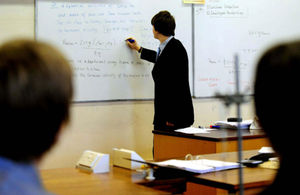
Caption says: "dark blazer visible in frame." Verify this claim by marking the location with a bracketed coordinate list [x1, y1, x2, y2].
[141, 38, 194, 128]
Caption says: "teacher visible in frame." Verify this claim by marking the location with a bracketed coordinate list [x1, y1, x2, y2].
[126, 10, 194, 131]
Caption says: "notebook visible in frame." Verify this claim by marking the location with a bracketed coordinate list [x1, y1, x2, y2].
[155, 159, 239, 174]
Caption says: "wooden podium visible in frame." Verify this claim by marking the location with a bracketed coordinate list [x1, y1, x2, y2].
[153, 129, 270, 161]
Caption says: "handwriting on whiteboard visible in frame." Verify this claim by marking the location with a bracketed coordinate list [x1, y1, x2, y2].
[42, 2, 156, 81]
[195, 3, 248, 18]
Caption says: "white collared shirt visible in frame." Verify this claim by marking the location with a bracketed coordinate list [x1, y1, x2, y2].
[158, 36, 173, 56]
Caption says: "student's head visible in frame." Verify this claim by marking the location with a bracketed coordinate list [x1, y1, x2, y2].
[151, 10, 176, 37]
[0, 39, 73, 163]
[254, 41, 300, 158]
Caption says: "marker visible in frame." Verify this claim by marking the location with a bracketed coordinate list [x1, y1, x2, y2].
[210, 125, 221, 129]
[126, 38, 135, 43]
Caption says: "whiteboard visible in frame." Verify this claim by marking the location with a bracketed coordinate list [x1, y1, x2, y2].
[36, 0, 192, 102]
[194, 0, 300, 97]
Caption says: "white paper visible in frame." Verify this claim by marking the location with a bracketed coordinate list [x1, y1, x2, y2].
[156, 159, 239, 174]
[175, 127, 210, 134]
[258, 147, 275, 154]
[214, 120, 253, 129]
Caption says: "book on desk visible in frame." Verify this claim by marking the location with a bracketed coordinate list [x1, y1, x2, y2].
[128, 158, 239, 175]
[156, 159, 239, 174]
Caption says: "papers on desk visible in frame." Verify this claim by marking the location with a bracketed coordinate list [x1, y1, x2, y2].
[214, 120, 253, 130]
[155, 159, 239, 174]
[258, 147, 275, 154]
[175, 127, 211, 134]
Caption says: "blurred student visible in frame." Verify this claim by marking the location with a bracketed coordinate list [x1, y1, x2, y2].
[0, 39, 73, 195]
[126, 11, 194, 131]
[254, 40, 300, 194]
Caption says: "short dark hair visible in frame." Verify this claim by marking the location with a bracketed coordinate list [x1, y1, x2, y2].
[151, 10, 176, 36]
[0, 39, 73, 162]
[254, 41, 300, 156]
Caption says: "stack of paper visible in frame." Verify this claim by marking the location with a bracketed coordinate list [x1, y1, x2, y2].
[258, 147, 275, 154]
[214, 120, 253, 129]
[155, 159, 239, 174]
[175, 127, 210, 134]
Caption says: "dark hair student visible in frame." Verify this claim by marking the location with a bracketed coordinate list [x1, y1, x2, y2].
[254, 40, 300, 195]
[0, 39, 73, 195]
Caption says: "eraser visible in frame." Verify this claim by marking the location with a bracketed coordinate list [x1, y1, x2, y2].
[227, 117, 242, 122]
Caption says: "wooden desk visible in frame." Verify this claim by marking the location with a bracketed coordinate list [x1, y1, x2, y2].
[40, 166, 169, 195]
[185, 150, 276, 195]
[40, 151, 277, 195]
[153, 129, 270, 161]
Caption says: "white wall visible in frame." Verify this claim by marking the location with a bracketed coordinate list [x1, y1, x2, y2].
[0, 1, 34, 42]
[0, 1, 255, 169]
[39, 99, 254, 169]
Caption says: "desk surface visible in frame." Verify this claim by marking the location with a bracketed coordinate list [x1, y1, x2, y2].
[153, 129, 266, 142]
[40, 151, 277, 194]
[41, 166, 169, 195]
[189, 150, 276, 192]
